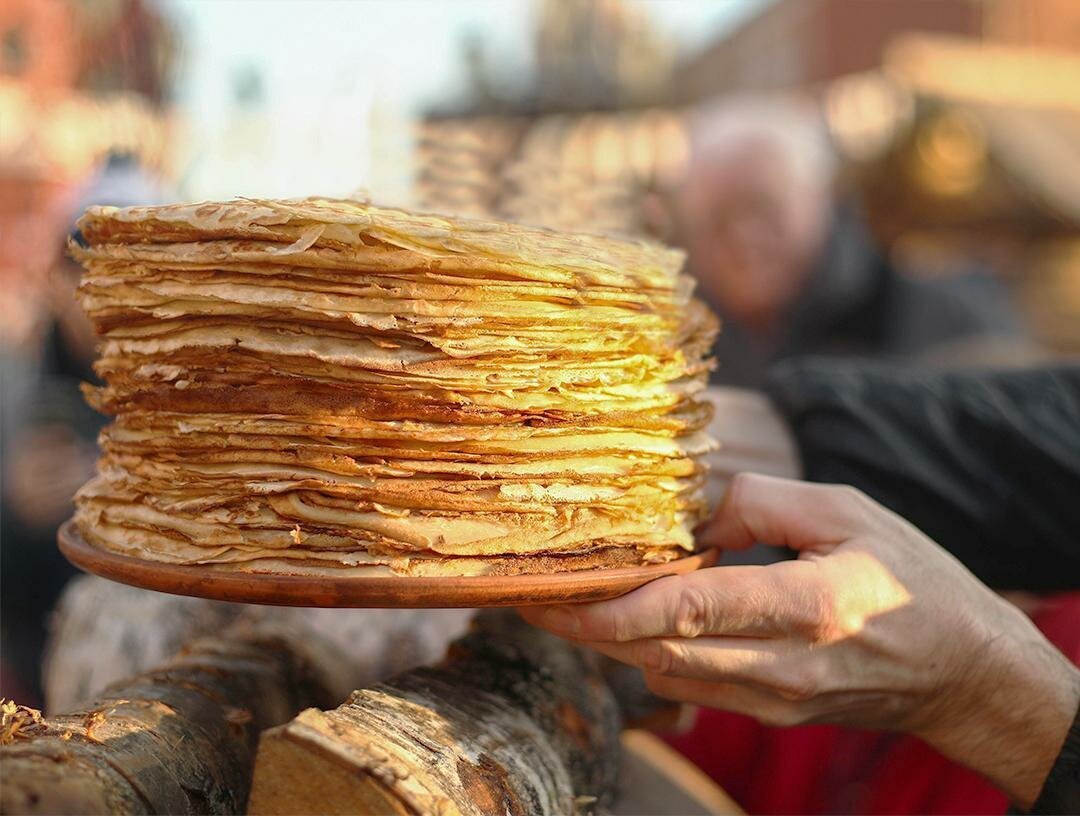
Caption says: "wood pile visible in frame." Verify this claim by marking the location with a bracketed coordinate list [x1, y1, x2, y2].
[2, 577, 734, 815]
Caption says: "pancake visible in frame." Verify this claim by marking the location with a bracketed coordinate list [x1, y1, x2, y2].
[72, 198, 719, 576]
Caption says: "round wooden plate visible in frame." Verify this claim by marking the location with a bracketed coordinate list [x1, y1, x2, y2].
[58, 520, 717, 608]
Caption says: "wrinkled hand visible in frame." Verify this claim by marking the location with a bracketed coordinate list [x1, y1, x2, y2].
[522, 474, 1080, 807]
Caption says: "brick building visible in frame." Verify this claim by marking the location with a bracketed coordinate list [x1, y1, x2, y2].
[670, 0, 1080, 100]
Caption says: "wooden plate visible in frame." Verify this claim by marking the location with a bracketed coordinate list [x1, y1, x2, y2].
[58, 520, 717, 608]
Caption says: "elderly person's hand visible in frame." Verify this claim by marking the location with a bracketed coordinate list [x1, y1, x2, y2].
[521, 474, 1080, 808]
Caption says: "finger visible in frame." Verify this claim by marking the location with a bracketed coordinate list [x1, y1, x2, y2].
[583, 636, 832, 705]
[578, 636, 791, 685]
[522, 554, 835, 643]
[642, 673, 811, 728]
[698, 473, 877, 554]
[519, 565, 793, 641]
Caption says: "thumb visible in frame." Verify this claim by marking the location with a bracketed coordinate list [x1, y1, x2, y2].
[698, 473, 870, 554]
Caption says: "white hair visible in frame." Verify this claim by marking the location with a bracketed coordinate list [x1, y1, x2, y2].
[687, 95, 837, 193]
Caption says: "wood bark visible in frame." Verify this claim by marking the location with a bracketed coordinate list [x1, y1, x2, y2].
[1, 634, 331, 815]
[30, 578, 687, 814]
[6, 576, 471, 815]
[249, 610, 622, 816]
[44, 575, 474, 712]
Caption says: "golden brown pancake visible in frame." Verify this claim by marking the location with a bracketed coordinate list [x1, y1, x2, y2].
[72, 198, 718, 576]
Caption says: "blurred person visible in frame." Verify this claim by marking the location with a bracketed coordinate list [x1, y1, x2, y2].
[525, 360, 1080, 813]
[0, 153, 170, 706]
[676, 97, 1024, 388]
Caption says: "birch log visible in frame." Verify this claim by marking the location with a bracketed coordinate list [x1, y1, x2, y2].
[1, 634, 331, 815]
[45, 575, 474, 712]
[9, 576, 471, 815]
[249, 610, 622, 816]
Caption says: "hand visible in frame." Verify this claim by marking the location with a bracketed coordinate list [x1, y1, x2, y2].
[702, 387, 800, 507]
[522, 474, 1080, 808]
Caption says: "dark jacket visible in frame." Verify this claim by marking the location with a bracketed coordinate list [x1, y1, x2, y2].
[765, 359, 1080, 591]
[765, 359, 1080, 814]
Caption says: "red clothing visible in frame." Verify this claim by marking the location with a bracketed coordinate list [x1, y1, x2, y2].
[666, 593, 1080, 815]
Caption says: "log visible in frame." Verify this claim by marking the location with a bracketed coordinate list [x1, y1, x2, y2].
[42, 576, 236, 714]
[44, 575, 474, 712]
[1, 633, 332, 815]
[9, 576, 471, 814]
[249, 610, 622, 816]
[46, 579, 689, 736]
[36, 579, 704, 814]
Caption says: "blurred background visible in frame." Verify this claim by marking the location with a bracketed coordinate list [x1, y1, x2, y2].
[2, 0, 1078, 705]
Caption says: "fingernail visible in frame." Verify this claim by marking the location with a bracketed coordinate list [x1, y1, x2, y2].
[541, 606, 580, 635]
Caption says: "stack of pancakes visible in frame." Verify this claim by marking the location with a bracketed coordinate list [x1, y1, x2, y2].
[72, 199, 718, 577]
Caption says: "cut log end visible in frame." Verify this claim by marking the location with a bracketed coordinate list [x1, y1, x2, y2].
[1, 637, 329, 815]
[249, 611, 622, 816]
[249, 709, 412, 816]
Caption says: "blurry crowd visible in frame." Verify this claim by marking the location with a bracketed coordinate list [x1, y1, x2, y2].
[1, 154, 171, 703]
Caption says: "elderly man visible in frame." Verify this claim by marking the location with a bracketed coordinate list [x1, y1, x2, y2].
[675, 98, 1023, 387]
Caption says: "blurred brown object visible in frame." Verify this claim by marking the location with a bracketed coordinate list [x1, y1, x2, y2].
[415, 0, 690, 237]
[532, 0, 673, 113]
[836, 36, 1080, 245]
[670, 0, 1080, 102]
[1020, 240, 1080, 353]
[0, 0, 175, 351]
[414, 110, 687, 236]
[829, 35, 1080, 352]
